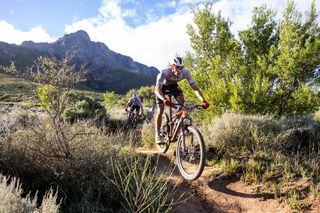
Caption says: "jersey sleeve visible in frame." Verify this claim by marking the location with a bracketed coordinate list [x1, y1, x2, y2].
[156, 72, 165, 86]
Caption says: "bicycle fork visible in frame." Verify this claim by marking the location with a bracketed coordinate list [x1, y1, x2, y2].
[180, 125, 196, 162]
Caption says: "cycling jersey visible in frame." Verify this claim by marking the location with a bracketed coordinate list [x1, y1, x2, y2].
[127, 96, 142, 107]
[156, 67, 195, 86]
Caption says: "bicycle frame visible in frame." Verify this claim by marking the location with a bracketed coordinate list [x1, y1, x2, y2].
[123, 111, 140, 132]
[157, 93, 206, 181]
[166, 94, 193, 143]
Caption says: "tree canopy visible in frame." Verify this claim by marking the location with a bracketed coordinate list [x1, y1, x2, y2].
[181, 0, 320, 120]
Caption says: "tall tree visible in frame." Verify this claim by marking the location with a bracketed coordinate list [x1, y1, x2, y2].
[268, 0, 320, 116]
[181, 2, 243, 120]
[238, 5, 279, 114]
[183, 0, 320, 119]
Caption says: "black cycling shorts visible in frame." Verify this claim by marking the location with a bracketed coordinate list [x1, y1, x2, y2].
[156, 83, 183, 104]
[130, 105, 140, 114]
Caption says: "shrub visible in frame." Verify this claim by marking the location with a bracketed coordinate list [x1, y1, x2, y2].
[103, 91, 122, 108]
[62, 91, 107, 125]
[219, 158, 240, 178]
[204, 112, 320, 159]
[204, 112, 275, 157]
[2, 117, 138, 211]
[107, 156, 181, 213]
[141, 118, 155, 149]
[0, 174, 60, 212]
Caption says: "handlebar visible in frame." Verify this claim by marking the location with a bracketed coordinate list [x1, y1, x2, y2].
[170, 102, 204, 111]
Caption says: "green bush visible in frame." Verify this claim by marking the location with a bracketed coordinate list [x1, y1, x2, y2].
[107, 156, 181, 213]
[62, 92, 107, 125]
[141, 118, 155, 149]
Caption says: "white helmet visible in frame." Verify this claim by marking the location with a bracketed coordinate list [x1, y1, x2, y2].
[132, 93, 138, 98]
[170, 56, 184, 67]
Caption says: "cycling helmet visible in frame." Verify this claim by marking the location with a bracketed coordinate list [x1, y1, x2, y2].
[132, 93, 138, 98]
[170, 56, 184, 66]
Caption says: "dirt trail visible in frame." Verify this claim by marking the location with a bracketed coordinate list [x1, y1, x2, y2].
[135, 147, 320, 213]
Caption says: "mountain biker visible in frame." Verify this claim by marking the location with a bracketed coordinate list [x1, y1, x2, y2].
[125, 93, 144, 119]
[154, 56, 209, 144]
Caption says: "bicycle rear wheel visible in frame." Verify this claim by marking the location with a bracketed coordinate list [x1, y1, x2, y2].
[156, 113, 170, 153]
[176, 125, 205, 181]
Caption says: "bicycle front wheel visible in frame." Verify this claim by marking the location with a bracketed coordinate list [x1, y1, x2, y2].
[176, 125, 205, 181]
[123, 119, 132, 133]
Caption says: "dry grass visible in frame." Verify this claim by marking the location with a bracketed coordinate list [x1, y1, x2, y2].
[0, 174, 60, 213]
[141, 118, 156, 149]
[0, 106, 179, 211]
[202, 112, 320, 206]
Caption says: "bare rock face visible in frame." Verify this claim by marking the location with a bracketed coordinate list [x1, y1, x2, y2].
[16, 30, 159, 93]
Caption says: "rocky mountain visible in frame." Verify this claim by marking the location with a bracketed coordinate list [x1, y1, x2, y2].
[0, 30, 159, 93]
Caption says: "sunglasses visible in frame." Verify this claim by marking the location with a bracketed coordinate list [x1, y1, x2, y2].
[176, 66, 184, 70]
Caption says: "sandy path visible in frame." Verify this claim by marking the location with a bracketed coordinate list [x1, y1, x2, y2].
[135, 147, 320, 213]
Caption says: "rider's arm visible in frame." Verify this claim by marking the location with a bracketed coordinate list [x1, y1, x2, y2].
[185, 69, 206, 102]
[155, 84, 166, 101]
[125, 99, 131, 111]
[137, 97, 144, 116]
[155, 72, 167, 102]
[191, 84, 206, 102]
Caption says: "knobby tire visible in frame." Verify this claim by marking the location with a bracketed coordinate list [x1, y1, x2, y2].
[176, 125, 205, 181]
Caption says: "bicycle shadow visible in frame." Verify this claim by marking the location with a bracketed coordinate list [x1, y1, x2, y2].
[154, 152, 181, 177]
[207, 178, 273, 199]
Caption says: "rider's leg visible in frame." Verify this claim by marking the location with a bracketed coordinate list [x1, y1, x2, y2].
[176, 95, 185, 105]
[135, 106, 140, 122]
[155, 103, 164, 143]
[129, 106, 134, 120]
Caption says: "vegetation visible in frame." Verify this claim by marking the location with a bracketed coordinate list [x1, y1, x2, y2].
[62, 91, 107, 124]
[0, 73, 37, 104]
[107, 156, 180, 213]
[0, 56, 178, 211]
[203, 112, 320, 210]
[0, 174, 60, 213]
[1, 0, 320, 211]
[181, 0, 320, 121]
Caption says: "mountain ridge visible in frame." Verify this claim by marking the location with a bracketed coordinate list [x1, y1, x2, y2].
[0, 30, 159, 93]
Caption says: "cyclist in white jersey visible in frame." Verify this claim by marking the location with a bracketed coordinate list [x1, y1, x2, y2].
[125, 93, 144, 117]
[154, 56, 209, 144]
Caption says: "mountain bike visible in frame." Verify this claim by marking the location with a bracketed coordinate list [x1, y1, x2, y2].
[156, 94, 206, 181]
[123, 111, 141, 133]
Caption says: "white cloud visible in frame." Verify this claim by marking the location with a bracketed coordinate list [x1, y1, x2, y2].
[64, 0, 320, 70]
[0, 20, 55, 44]
[65, 0, 193, 70]
[213, 0, 320, 36]
[0, 0, 319, 70]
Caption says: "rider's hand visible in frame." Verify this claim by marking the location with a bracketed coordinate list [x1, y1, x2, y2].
[164, 99, 173, 106]
[202, 101, 209, 109]
[125, 108, 128, 112]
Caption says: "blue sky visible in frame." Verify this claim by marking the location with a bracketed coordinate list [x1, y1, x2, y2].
[0, 0, 318, 70]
